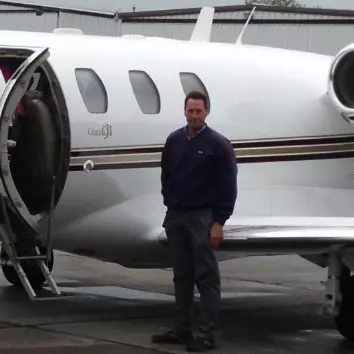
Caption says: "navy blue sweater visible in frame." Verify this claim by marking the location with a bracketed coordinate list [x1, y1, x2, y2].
[161, 125, 237, 226]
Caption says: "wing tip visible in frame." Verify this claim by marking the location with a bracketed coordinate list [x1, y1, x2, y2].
[190, 6, 215, 43]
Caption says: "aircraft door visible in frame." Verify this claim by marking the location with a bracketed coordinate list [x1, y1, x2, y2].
[0, 47, 50, 235]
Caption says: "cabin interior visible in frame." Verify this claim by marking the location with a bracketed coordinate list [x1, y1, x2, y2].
[0, 55, 65, 216]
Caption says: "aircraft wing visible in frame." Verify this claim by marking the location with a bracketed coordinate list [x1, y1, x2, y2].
[219, 217, 354, 254]
[158, 216, 354, 256]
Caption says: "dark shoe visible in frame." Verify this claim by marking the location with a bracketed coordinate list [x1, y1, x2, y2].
[151, 328, 193, 344]
[186, 336, 216, 352]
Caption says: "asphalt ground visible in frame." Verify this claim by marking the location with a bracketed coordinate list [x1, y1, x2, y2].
[0, 252, 353, 353]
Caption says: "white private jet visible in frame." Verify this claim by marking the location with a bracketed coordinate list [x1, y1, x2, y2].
[0, 5, 353, 341]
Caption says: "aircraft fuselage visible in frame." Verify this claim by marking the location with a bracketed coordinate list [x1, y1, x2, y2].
[0, 30, 353, 267]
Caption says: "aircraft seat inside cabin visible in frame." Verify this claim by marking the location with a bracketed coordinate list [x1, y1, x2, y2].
[10, 91, 58, 215]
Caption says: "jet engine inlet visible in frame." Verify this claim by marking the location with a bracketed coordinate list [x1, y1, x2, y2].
[328, 45, 354, 123]
[332, 52, 354, 108]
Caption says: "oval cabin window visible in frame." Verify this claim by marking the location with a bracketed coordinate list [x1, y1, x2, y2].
[179, 72, 210, 110]
[129, 70, 161, 114]
[75, 68, 108, 114]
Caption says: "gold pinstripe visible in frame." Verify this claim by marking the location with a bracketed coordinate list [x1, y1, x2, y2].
[69, 139, 354, 168]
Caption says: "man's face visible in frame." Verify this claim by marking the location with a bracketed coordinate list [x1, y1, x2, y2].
[185, 98, 209, 131]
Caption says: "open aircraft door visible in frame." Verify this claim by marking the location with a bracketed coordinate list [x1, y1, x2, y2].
[0, 45, 72, 300]
[0, 46, 70, 237]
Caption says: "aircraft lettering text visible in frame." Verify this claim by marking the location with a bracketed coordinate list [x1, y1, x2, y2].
[88, 124, 112, 139]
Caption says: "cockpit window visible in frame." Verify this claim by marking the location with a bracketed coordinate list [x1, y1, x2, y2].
[180, 72, 210, 110]
[129, 70, 161, 114]
[75, 68, 108, 114]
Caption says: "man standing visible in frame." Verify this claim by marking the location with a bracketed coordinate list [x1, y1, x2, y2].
[151, 91, 238, 352]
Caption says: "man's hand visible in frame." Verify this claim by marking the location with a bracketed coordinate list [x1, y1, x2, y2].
[210, 222, 224, 248]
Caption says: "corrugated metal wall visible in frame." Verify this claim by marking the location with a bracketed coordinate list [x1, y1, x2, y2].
[0, 12, 57, 32]
[119, 22, 354, 55]
[120, 22, 195, 40]
[140, 10, 354, 21]
[213, 24, 354, 55]
[57, 12, 119, 36]
[0, 4, 30, 10]
[0, 3, 353, 56]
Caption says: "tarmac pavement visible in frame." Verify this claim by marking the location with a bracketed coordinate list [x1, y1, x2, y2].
[0, 252, 353, 353]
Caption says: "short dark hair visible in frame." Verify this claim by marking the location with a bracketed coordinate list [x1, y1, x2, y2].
[184, 90, 209, 110]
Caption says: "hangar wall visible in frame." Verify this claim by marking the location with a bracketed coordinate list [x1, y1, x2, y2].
[0, 1, 353, 55]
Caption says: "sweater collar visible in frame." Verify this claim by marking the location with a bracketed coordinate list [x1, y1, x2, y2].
[184, 124, 207, 140]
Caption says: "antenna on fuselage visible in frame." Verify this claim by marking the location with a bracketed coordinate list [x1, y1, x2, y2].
[235, 5, 256, 45]
[190, 6, 215, 42]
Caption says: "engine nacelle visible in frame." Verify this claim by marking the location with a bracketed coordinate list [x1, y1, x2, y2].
[328, 44, 354, 123]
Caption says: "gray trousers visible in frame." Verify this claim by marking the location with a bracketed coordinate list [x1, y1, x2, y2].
[163, 208, 221, 337]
